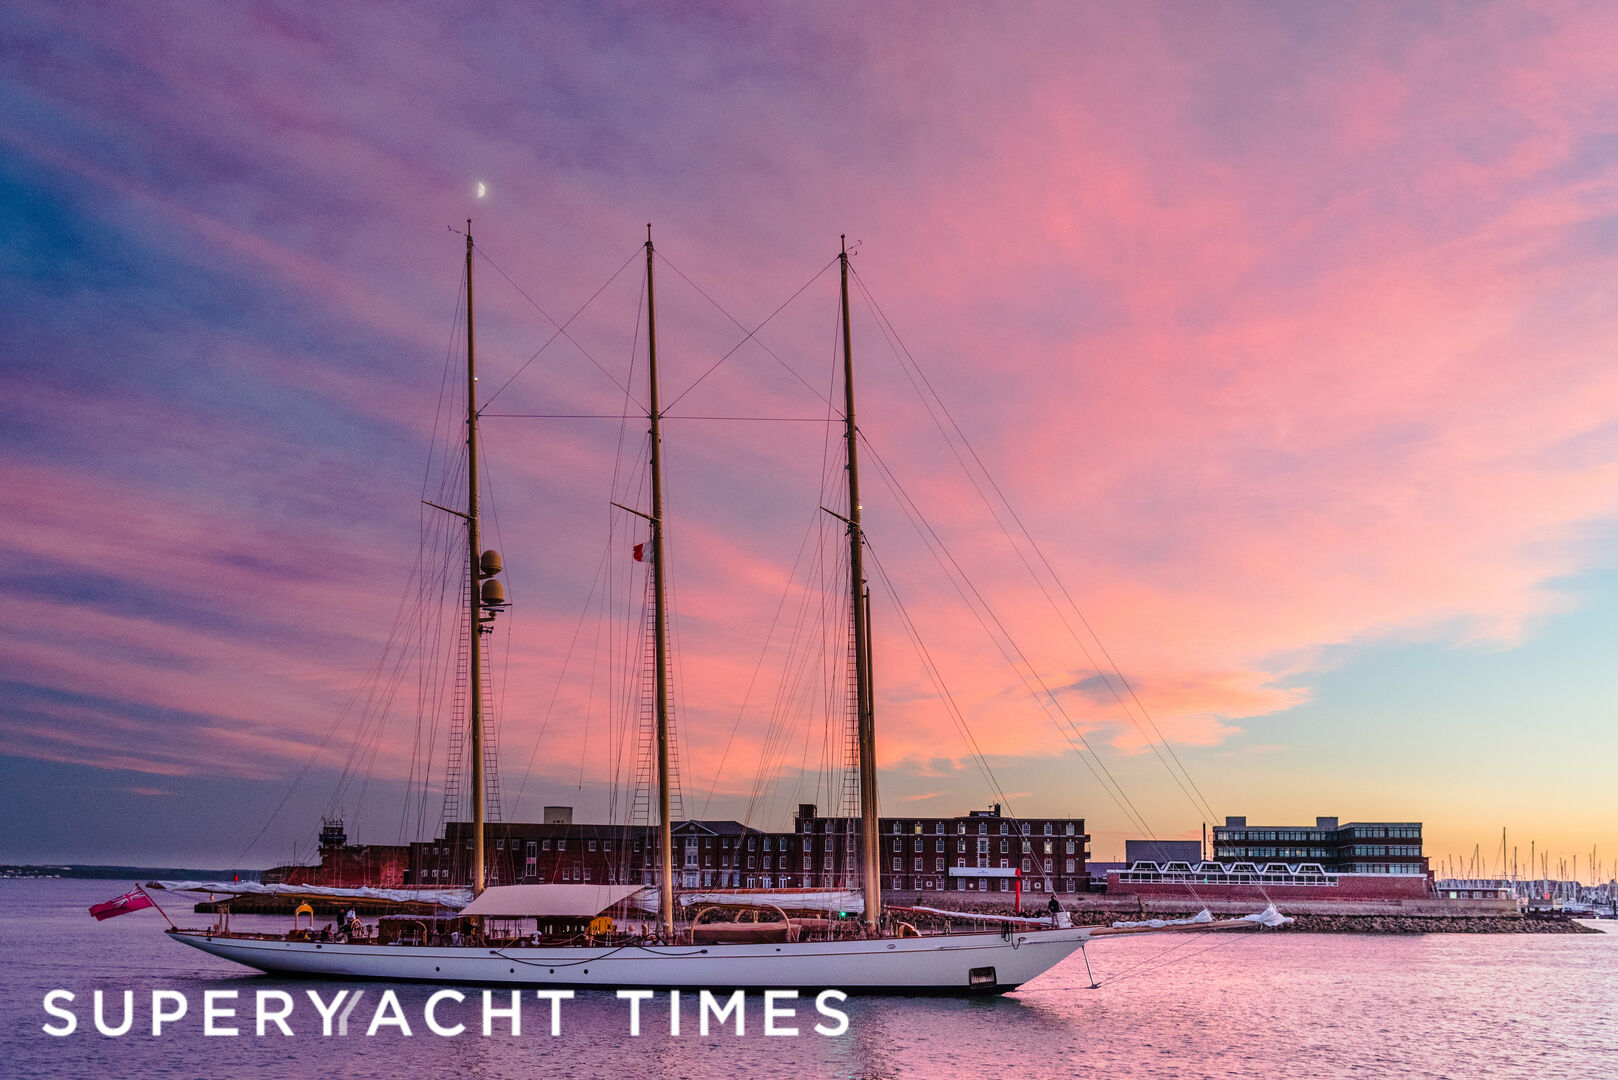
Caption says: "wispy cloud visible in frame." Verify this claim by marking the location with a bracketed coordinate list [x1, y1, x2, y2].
[4, 3, 1618, 859]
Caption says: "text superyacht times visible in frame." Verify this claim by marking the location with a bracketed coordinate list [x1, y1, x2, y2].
[40, 988, 852, 1039]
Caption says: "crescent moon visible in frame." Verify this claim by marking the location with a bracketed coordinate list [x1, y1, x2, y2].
[476, 182, 487, 199]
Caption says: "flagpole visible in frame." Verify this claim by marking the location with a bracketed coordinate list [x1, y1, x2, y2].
[137, 885, 176, 928]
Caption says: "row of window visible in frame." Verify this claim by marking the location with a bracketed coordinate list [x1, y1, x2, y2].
[1349, 845, 1421, 857]
[805, 820, 1081, 837]
[1217, 826, 1421, 843]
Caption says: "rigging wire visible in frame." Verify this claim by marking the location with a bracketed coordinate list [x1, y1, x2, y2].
[658, 251, 841, 411]
[849, 265, 1224, 829]
[476, 244, 645, 408]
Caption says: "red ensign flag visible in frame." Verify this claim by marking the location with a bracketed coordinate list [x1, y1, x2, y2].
[633, 542, 645, 562]
[89, 889, 155, 921]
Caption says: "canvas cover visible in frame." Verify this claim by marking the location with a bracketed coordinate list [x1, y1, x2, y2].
[456, 883, 645, 918]
[150, 881, 472, 909]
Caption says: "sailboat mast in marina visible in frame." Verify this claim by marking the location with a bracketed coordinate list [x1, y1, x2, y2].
[840, 235, 882, 933]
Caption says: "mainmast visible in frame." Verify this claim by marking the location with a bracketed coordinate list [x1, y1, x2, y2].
[646, 225, 676, 939]
[841, 236, 883, 932]
[465, 221, 487, 897]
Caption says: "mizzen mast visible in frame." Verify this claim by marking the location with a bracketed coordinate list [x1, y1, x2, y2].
[646, 225, 676, 939]
[840, 236, 883, 932]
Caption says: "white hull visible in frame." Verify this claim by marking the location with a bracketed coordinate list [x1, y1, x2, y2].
[168, 926, 1091, 994]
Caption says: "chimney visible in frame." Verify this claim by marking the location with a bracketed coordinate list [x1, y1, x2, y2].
[543, 806, 573, 825]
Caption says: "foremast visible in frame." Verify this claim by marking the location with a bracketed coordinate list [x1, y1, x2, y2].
[840, 236, 882, 932]
[456, 221, 506, 897]
[466, 222, 486, 897]
[646, 226, 676, 940]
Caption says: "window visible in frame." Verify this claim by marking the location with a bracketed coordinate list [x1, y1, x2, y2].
[914, 858, 923, 871]
[748, 857, 756, 869]
[957, 823, 966, 834]
[1000, 824, 1008, 835]
[605, 841, 612, 852]
[979, 823, 988, 835]
[588, 840, 597, 852]
[893, 838, 901, 852]
[1000, 839, 1009, 853]
[748, 838, 756, 851]
[558, 840, 566, 851]
[495, 839, 505, 851]
[935, 858, 945, 871]
[893, 858, 901, 871]
[1066, 840, 1075, 854]
[542, 840, 552, 851]
[934, 838, 943, 852]
[936, 822, 944, 834]
[764, 838, 772, 852]
[1021, 823, 1030, 836]
[1065, 823, 1075, 836]
[1043, 840, 1053, 854]
[1043, 823, 1053, 836]
[1065, 859, 1076, 873]
[583, 868, 591, 882]
[999, 858, 1009, 869]
[1022, 858, 1031, 872]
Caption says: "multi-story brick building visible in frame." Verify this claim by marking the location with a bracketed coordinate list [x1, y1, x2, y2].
[405, 802, 1092, 897]
[1212, 815, 1428, 876]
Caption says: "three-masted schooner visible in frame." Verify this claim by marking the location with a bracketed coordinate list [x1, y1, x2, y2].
[159, 225, 1279, 992]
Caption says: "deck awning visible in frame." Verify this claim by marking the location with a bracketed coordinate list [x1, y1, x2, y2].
[148, 881, 471, 909]
[457, 883, 646, 918]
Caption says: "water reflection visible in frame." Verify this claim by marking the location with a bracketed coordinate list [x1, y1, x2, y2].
[6, 881, 1616, 1080]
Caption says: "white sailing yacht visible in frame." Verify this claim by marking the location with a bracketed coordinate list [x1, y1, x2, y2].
[163, 226, 1280, 992]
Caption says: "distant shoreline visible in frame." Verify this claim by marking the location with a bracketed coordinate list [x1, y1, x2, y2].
[0, 864, 260, 881]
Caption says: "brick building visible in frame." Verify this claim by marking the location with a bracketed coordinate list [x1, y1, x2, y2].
[405, 802, 1092, 897]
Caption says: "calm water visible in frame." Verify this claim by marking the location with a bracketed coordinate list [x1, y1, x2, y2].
[2, 879, 1614, 1079]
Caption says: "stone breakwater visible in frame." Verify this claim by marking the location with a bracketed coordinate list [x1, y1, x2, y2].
[1049, 907, 1600, 934]
[1273, 913, 1599, 934]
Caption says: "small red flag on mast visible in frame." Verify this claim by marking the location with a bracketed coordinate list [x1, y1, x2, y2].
[633, 542, 645, 562]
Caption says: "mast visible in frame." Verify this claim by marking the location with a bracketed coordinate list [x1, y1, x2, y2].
[841, 236, 883, 932]
[466, 221, 487, 896]
[646, 225, 676, 939]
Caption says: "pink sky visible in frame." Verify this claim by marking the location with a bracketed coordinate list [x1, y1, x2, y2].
[2, 3, 1617, 869]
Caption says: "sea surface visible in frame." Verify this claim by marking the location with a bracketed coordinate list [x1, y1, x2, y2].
[2, 878, 1614, 1079]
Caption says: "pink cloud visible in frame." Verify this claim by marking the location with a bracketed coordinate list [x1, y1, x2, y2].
[6, 3, 1618, 860]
